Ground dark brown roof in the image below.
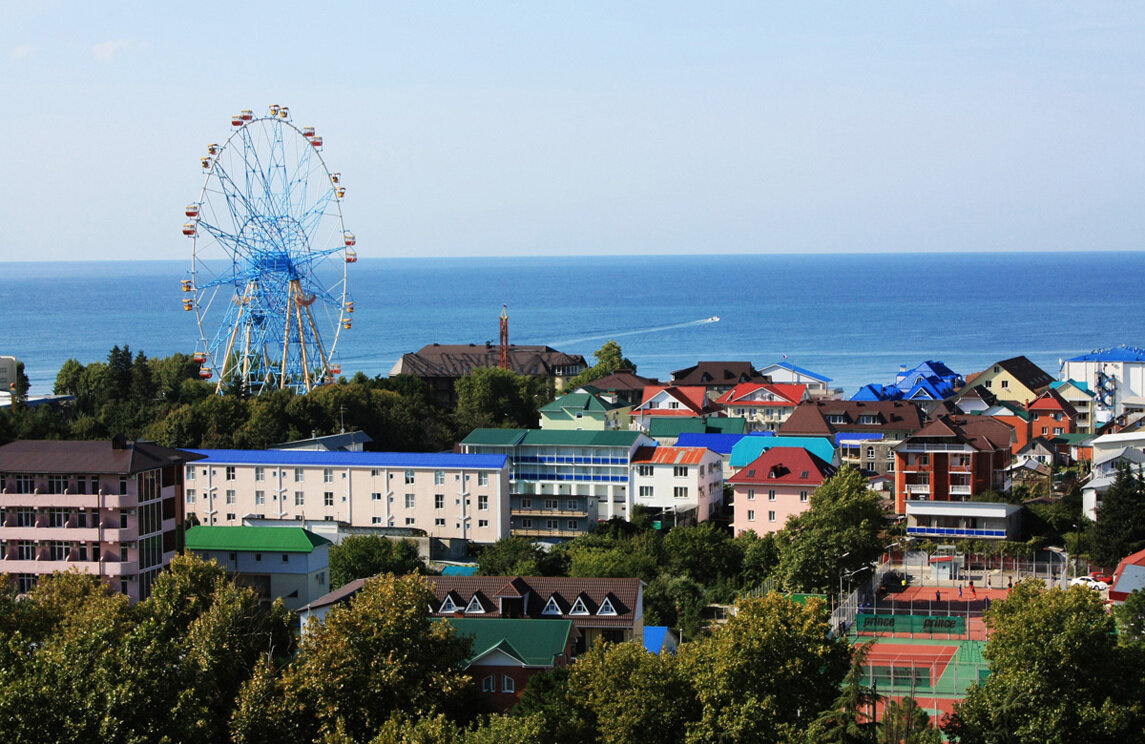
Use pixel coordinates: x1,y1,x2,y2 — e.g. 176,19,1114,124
425,576,643,628
394,344,586,379
905,415,1014,453
969,356,1054,393
582,371,660,393
0,439,204,475
670,361,768,387
778,400,927,438
299,577,368,611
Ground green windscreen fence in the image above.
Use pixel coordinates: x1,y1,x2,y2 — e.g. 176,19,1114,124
854,613,966,635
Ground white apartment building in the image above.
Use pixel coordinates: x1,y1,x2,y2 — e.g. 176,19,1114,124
184,449,510,544
630,446,724,522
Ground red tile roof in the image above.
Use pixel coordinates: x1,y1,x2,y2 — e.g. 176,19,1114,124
727,446,837,486
633,385,719,416
1027,388,1079,418
715,382,807,407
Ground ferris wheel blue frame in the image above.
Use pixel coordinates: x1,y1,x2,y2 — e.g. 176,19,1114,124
182,106,356,394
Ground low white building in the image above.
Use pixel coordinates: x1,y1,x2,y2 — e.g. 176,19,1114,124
904,500,1022,541
629,446,724,523
1080,443,1145,521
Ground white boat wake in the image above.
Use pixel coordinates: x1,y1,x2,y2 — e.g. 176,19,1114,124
550,316,720,347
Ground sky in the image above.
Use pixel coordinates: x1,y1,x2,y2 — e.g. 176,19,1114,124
2,1,1144,261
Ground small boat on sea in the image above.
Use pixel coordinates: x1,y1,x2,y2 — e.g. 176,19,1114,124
707,315,720,322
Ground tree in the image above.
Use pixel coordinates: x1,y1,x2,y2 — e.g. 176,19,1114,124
944,579,1145,743
737,530,780,589
54,359,85,396
329,535,426,589
661,522,743,587
808,640,880,743
679,593,850,744
773,466,885,595
454,366,547,433
1091,463,1145,567
476,536,556,576
878,698,941,744
1114,589,1145,647
568,340,637,388
513,667,592,744
644,573,706,639
566,641,699,744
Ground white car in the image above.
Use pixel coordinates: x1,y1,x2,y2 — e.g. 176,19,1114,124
1070,576,1109,591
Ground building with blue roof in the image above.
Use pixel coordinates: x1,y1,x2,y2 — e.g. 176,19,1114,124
183,448,511,544
675,432,772,478
1061,346,1145,419
851,360,963,403
729,436,836,471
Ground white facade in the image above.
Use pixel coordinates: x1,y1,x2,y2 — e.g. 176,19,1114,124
1061,354,1145,418
630,448,724,521
184,450,511,543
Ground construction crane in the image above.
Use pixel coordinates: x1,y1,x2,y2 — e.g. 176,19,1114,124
499,305,509,369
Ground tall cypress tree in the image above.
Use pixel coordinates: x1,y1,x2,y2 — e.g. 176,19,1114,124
1091,462,1145,567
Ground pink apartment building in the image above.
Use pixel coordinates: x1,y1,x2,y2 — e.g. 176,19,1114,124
0,438,201,601
729,446,836,536
183,449,511,543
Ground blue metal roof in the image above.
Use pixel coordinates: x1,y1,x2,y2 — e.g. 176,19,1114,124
850,384,903,402
644,626,670,654
674,431,771,454
441,565,480,576
730,436,835,468
188,449,508,469
1066,347,1145,363
770,361,831,382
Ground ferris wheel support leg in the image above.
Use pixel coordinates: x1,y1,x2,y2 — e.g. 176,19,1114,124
280,292,293,389
303,302,333,383
294,291,313,393
241,324,253,395
216,289,250,394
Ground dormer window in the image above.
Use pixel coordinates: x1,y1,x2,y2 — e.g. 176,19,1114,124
800,471,809,478
597,597,618,616
439,595,459,614
542,596,563,616
668,401,680,409
569,596,590,616
465,595,486,614
826,414,846,424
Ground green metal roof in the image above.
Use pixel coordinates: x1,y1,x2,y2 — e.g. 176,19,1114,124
461,428,528,446
185,526,332,553
539,392,621,413
1054,433,1093,445
649,416,746,438
443,618,573,666
520,429,644,447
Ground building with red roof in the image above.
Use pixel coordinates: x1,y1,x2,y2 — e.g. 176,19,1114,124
1108,547,1145,604
715,382,810,432
629,385,723,433
728,446,836,536
630,446,724,524
1027,387,1079,440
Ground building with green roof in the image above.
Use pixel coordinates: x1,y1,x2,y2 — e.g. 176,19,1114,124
539,391,630,431
443,617,574,710
461,428,655,540
185,525,331,610
647,415,747,442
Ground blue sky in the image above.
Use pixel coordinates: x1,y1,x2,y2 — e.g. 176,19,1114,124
2,2,1144,261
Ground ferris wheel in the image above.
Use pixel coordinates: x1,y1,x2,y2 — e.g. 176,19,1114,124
181,105,356,395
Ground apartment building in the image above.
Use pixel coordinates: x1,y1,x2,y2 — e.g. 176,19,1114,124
183,449,510,544
893,415,1014,514
728,446,837,536
0,438,201,601
460,429,654,540
629,446,724,523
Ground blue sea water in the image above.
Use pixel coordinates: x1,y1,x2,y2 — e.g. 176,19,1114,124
1,252,1142,398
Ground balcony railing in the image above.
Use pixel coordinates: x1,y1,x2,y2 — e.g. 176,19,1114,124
949,485,973,495
905,484,931,495
511,508,588,518
512,527,584,539
907,526,1007,539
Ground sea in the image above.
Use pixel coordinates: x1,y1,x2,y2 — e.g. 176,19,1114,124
1,252,1142,398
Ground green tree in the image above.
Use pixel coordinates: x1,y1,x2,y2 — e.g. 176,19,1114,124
945,579,1145,743
329,535,427,589
878,697,941,744
737,530,780,589
1091,463,1145,567
1115,589,1145,647
567,641,699,744
774,466,884,595
513,667,592,744
644,573,706,639
53,358,85,396
455,366,547,433
568,340,637,388
679,593,850,744
476,536,558,576
662,522,743,587
808,640,880,743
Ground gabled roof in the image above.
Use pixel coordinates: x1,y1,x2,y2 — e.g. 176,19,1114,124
730,435,835,468
728,446,836,486
185,526,332,553
778,400,926,438
715,382,806,407
970,356,1054,392
1051,379,1094,397
189,448,508,470
758,361,832,383
633,385,719,416
271,431,373,451
461,429,530,447
580,371,660,393
631,446,715,466
850,384,903,402
444,618,573,667
1028,388,1079,418
0,439,203,475
669,362,767,387
539,391,623,414
392,344,586,378
901,415,1015,453
299,577,368,612
955,384,999,407
426,576,642,628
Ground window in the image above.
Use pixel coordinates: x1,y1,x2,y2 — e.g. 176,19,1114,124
747,489,755,500
1054,427,1063,435
597,597,617,616
544,498,559,510
294,467,305,482
295,491,304,506
768,490,776,501
372,517,383,524
371,492,382,501
185,466,195,481
478,495,488,510
800,491,809,502
747,509,755,521
465,595,485,614
542,596,562,615
768,510,776,522
673,466,688,477
546,519,559,529
119,476,128,495
478,471,490,486
186,489,196,504
434,470,445,485
636,465,653,477
1001,380,1010,389
668,401,680,409
502,675,515,694
435,518,445,526
371,468,382,477
323,468,334,483
673,486,689,499
405,469,415,484
483,675,495,693
255,553,262,562
521,498,532,508
478,519,488,528
887,460,895,472
225,466,235,481
866,447,875,458
405,517,416,526
324,492,334,507
522,519,533,528
317,571,325,586
226,489,236,504
566,499,577,510
567,520,578,530
226,513,235,521
569,597,590,615
255,467,265,481
435,494,444,509
254,490,264,505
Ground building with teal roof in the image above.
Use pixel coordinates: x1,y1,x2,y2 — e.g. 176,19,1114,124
185,525,331,610
539,391,630,431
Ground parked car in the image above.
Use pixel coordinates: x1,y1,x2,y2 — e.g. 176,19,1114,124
1070,576,1109,591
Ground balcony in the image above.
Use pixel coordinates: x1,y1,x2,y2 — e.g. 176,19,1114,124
512,508,588,518
0,492,134,509
949,485,973,496
512,527,584,539
905,484,931,495
906,526,1006,539
0,557,138,576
